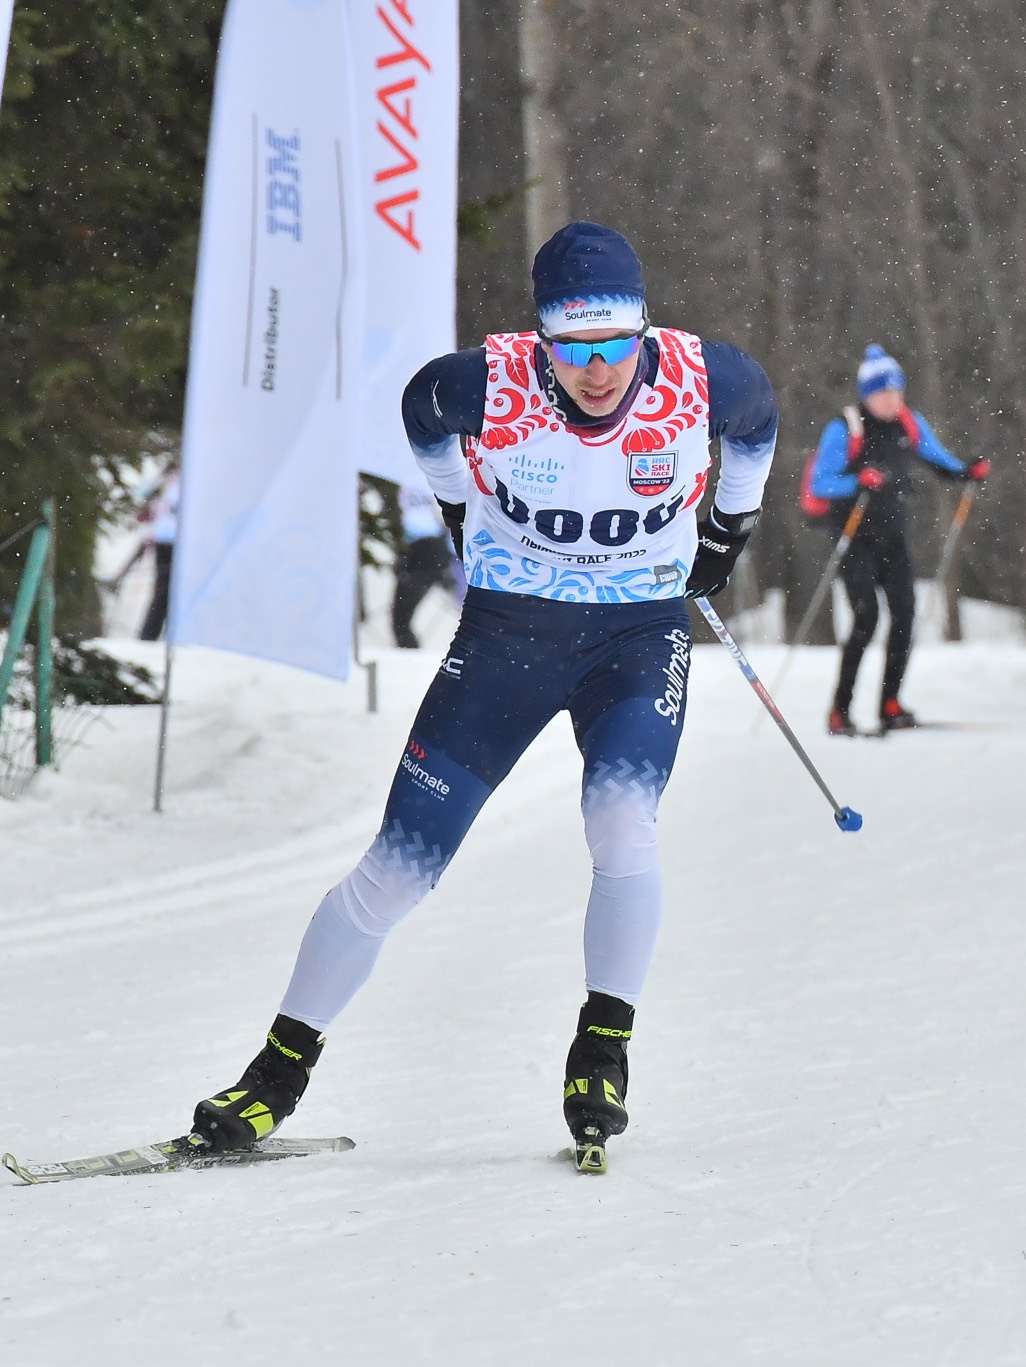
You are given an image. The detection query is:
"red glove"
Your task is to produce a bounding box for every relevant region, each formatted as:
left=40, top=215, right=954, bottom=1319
left=964, top=457, right=991, bottom=481
left=857, top=467, right=888, bottom=491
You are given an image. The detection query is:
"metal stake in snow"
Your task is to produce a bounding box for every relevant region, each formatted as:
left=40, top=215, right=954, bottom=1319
left=694, top=596, right=863, bottom=832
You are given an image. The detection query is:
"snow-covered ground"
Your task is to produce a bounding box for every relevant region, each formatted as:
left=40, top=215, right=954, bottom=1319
left=3, top=582, right=1026, bottom=1367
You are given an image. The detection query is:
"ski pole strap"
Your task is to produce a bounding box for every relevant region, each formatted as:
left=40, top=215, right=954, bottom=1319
left=694, top=597, right=863, bottom=833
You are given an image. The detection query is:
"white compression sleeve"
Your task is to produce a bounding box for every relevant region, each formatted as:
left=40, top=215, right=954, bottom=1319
left=280, top=846, right=432, bottom=1030
left=580, top=786, right=663, bottom=1005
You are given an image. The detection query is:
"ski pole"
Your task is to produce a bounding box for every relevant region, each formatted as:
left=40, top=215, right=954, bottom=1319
left=763, top=490, right=871, bottom=715
left=919, top=484, right=976, bottom=643
left=791, top=491, right=870, bottom=655
left=694, top=595, right=863, bottom=832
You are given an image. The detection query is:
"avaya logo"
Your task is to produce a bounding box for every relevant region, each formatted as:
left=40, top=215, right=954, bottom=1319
left=374, top=2, right=431, bottom=251
left=407, top=740, right=427, bottom=761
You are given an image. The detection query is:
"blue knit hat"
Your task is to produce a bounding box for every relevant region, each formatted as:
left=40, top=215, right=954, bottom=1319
left=532, top=221, right=647, bottom=335
left=858, top=344, right=905, bottom=398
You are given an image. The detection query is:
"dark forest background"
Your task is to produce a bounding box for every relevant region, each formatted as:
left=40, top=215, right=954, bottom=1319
left=2, top=1, right=1024, bottom=640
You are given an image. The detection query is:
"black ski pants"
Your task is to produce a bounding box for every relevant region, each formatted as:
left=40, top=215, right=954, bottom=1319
left=391, top=534, right=454, bottom=647
left=139, top=542, right=174, bottom=642
left=834, top=530, right=915, bottom=712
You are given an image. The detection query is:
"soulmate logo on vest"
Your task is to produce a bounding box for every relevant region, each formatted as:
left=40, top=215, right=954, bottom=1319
left=628, top=452, right=677, bottom=497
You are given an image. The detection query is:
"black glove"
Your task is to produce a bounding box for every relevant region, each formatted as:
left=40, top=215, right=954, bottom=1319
left=684, top=506, right=761, bottom=600
left=437, top=500, right=466, bottom=560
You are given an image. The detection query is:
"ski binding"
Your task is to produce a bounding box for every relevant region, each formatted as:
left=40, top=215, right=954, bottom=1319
left=572, top=1124, right=608, bottom=1175
left=3, top=1133, right=355, bottom=1184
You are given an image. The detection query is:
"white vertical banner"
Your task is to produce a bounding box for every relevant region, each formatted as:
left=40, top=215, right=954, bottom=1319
left=0, top=0, right=15, bottom=108
left=171, top=0, right=365, bottom=679
left=171, top=0, right=460, bottom=678
left=348, top=0, right=459, bottom=487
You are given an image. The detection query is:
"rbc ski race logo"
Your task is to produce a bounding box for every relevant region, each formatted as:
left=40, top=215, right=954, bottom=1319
left=628, top=451, right=677, bottom=497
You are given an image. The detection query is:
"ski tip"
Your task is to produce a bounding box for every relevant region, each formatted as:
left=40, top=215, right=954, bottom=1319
left=835, top=805, right=863, bottom=833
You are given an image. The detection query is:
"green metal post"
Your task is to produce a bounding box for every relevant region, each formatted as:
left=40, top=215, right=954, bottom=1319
left=0, top=515, right=52, bottom=733
left=34, top=500, right=55, bottom=766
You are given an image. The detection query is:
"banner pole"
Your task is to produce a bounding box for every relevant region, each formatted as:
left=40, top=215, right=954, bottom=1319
left=153, top=641, right=175, bottom=813
left=351, top=530, right=377, bottom=714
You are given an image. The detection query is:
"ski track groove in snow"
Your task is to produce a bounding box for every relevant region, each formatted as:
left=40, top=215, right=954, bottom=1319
left=0, top=823, right=354, bottom=956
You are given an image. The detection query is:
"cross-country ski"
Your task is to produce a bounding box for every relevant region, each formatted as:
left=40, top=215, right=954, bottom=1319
left=2, top=1135, right=355, bottom=1185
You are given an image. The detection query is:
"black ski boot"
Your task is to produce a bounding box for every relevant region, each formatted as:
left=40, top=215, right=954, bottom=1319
left=191, top=1014, right=325, bottom=1153
left=563, top=992, right=634, bottom=1171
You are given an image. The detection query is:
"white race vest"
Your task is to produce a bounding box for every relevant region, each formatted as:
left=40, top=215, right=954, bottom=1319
left=463, top=327, right=711, bottom=603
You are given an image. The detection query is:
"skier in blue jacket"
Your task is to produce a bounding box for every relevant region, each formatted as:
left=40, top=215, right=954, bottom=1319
left=189, top=222, right=778, bottom=1169
left=810, top=345, right=989, bottom=736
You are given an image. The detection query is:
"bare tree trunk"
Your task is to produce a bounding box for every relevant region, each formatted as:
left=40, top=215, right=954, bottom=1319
left=850, top=0, right=942, bottom=417
left=754, top=0, right=839, bottom=643
left=518, top=0, right=569, bottom=265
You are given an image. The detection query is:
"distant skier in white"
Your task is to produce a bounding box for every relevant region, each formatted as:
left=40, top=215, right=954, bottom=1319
left=190, top=222, right=778, bottom=1168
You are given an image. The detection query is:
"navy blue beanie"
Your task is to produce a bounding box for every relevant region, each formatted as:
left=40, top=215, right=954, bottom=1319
left=532, top=221, right=647, bottom=334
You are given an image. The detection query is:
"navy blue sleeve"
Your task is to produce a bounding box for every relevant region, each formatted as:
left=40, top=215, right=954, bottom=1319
left=702, top=340, right=779, bottom=448
left=401, top=347, right=488, bottom=454
left=698, top=340, right=778, bottom=512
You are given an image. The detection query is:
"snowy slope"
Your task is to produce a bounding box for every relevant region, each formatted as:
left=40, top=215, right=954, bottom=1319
left=3, top=600, right=1026, bottom=1367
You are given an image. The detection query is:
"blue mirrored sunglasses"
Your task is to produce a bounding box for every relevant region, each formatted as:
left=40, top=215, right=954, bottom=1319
left=543, top=331, right=645, bottom=368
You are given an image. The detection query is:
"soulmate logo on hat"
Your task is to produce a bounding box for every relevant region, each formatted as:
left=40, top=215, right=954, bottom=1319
left=539, top=295, right=645, bottom=334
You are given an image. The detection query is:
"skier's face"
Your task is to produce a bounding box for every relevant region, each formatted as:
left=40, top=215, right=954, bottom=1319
left=864, top=387, right=904, bottom=422
left=542, top=329, right=643, bottom=416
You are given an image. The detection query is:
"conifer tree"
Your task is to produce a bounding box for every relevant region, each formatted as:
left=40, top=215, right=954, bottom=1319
left=0, top=2, right=223, bottom=632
